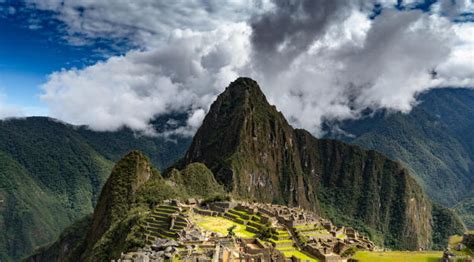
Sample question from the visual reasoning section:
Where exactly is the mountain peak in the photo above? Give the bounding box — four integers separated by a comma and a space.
219, 77, 269, 109
227, 77, 262, 93
183, 77, 290, 190
85, 150, 154, 248
182, 77, 437, 249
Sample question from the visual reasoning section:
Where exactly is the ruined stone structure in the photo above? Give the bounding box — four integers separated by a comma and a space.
117, 200, 375, 261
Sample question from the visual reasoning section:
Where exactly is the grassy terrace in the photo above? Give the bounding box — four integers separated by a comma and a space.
277, 247, 319, 262
352, 251, 442, 262
192, 210, 319, 261
191, 214, 256, 238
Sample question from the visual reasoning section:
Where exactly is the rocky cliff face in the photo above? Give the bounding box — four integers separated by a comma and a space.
184, 77, 312, 207
183, 77, 436, 249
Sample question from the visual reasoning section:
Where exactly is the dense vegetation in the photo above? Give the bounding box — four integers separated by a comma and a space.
77, 113, 191, 170
455, 197, 474, 229
324, 89, 474, 228
0, 117, 190, 261
431, 204, 465, 250
29, 150, 225, 261
28, 215, 92, 261
0, 118, 112, 261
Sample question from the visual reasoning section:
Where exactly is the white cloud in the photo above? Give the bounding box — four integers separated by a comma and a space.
436, 22, 474, 87
41, 23, 251, 135
250, 7, 470, 136
26, 0, 271, 47
37, 0, 474, 137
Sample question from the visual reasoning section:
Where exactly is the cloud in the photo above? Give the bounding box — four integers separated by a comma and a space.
26, 0, 271, 47
434, 0, 474, 18
436, 22, 474, 87
249, 0, 351, 73
37, 0, 474, 137
247, 2, 471, 135
41, 23, 251, 135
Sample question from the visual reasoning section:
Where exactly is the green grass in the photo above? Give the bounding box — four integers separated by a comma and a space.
277, 247, 319, 262
231, 209, 251, 217
448, 234, 474, 257
191, 214, 256, 238
352, 251, 442, 262
271, 239, 293, 244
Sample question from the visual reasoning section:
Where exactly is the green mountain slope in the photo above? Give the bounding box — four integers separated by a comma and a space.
0, 151, 71, 261
77, 113, 191, 170
29, 151, 225, 262
0, 118, 113, 261
454, 197, 474, 229
182, 77, 462, 249
325, 88, 474, 227
0, 117, 190, 261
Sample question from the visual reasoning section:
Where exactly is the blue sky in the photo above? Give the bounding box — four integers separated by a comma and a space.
0, 1, 127, 114
0, 0, 472, 136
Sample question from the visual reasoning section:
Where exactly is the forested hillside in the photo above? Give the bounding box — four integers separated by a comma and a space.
0, 117, 190, 261
325, 88, 474, 228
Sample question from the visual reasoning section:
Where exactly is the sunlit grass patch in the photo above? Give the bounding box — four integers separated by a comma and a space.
448, 234, 474, 257
277, 247, 319, 262
191, 214, 256, 238
352, 251, 442, 262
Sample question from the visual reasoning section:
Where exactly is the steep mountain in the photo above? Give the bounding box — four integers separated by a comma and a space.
29, 151, 225, 262
0, 117, 190, 261
86, 151, 154, 249
0, 118, 112, 261
324, 88, 474, 227
182, 77, 463, 249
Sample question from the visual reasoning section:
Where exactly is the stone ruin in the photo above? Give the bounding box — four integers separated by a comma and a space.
116, 199, 376, 262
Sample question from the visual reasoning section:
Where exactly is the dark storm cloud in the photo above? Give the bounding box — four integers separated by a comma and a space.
250, 0, 350, 72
